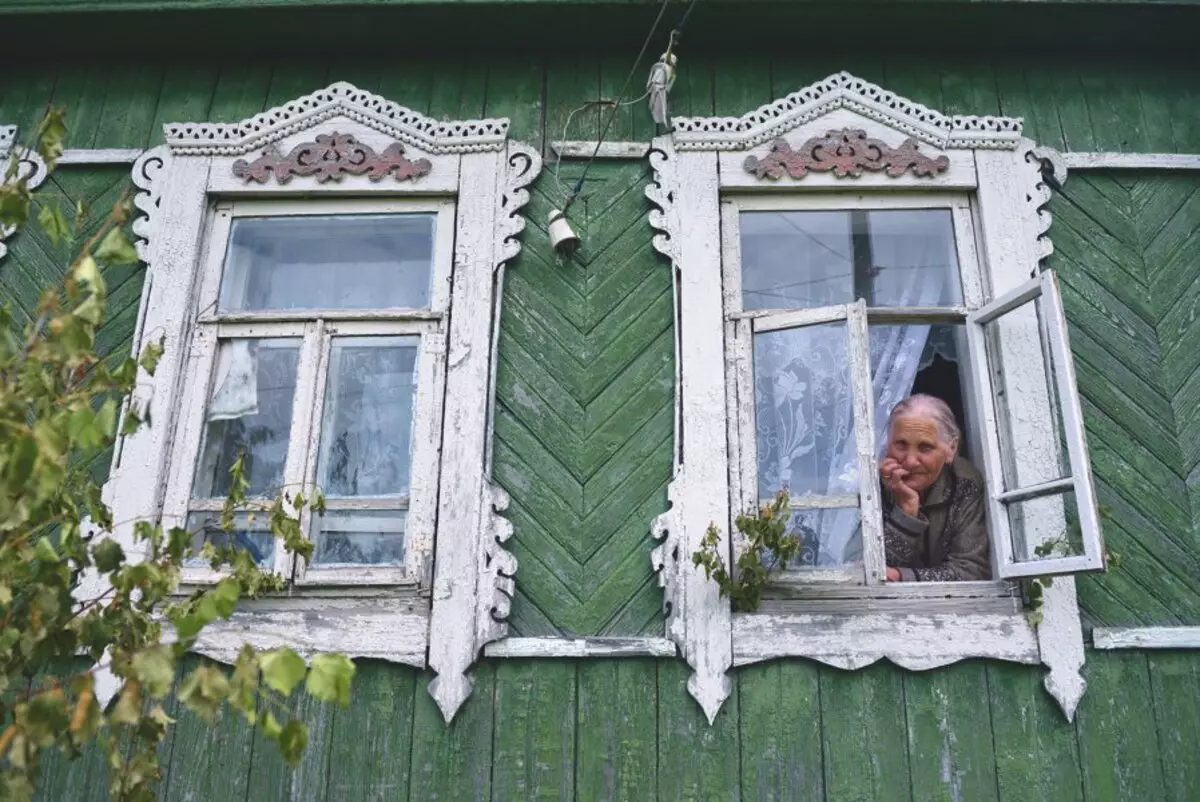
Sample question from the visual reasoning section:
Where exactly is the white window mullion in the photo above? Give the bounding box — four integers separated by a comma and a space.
404, 322, 448, 581
953, 204, 985, 310
846, 299, 885, 585
1038, 270, 1103, 564
279, 320, 326, 580
162, 326, 219, 530
429, 200, 457, 315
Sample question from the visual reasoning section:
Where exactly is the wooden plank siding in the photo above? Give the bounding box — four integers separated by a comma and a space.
1, 52, 1198, 799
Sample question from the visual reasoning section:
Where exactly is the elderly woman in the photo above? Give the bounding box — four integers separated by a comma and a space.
880, 394, 991, 582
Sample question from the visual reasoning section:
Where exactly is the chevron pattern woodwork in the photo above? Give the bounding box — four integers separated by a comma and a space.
493, 161, 672, 636
1, 167, 143, 484
1050, 173, 1200, 627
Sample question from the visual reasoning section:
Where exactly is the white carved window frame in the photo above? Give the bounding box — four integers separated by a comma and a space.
646, 71, 1093, 724
98, 83, 540, 723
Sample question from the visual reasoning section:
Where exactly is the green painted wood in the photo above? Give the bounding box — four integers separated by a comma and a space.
408, 666, 495, 802
244, 683, 335, 802
491, 660, 576, 801
737, 660, 824, 802
902, 662, 999, 802
495, 155, 671, 637
1050, 173, 1200, 626
324, 661, 417, 801
986, 661, 1084, 802
158, 656, 257, 802
1076, 652, 1168, 801
33, 658, 108, 802
575, 660, 657, 802
657, 659, 741, 802
1147, 652, 1200, 802
5, 46, 1200, 802
819, 662, 911, 802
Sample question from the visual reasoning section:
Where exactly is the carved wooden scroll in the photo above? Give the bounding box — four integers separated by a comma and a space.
744, 128, 950, 181
233, 132, 432, 184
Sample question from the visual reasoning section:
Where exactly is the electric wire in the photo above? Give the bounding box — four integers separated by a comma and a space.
560, 0, 676, 214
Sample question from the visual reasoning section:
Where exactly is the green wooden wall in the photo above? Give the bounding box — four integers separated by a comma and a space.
2, 49, 1199, 800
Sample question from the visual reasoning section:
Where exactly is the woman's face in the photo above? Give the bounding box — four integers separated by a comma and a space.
886, 415, 956, 494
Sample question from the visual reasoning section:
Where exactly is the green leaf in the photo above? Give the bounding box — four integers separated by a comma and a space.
139, 338, 164, 376
6, 435, 38, 485
95, 227, 139, 265
257, 710, 282, 740
132, 645, 176, 698
73, 254, 105, 296
36, 107, 68, 169
91, 538, 125, 573
34, 537, 59, 565
37, 203, 71, 246
305, 653, 354, 707
277, 720, 308, 766
211, 578, 240, 618
260, 648, 306, 696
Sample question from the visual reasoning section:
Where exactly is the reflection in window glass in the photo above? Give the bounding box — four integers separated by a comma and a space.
193, 339, 300, 499
786, 507, 862, 569
316, 336, 419, 498
740, 209, 963, 310
185, 511, 275, 568
219, 214, 435, 312
311, 511, 406, 566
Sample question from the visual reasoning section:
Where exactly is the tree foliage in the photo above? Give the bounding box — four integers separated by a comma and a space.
0, 110, 354, 801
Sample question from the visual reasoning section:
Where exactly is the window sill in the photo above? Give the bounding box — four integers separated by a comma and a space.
185, 593, 430, 668
760, 578, 1023, 615
732, 608, 1039, 670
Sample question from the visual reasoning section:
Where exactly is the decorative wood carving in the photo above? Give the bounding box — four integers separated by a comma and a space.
649, 71, 1090, 723
672, 71, 1022, 152
744, 129, 950, 181
0, 128, 49, 263
163, 81, 507, 156
110, 85, 537, 726
426, 142, 540, 724
0, 125, 15, 157
646, 136, 734, 726
132, 146, 168, 263
232, 133, 432, 185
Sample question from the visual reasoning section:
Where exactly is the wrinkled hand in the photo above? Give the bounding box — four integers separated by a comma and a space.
880, 457, 920, 518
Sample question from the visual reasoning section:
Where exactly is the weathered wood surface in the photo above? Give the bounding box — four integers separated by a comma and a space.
4, 51, 1200, 802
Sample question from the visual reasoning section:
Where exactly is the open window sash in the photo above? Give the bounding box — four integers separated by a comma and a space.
966, 269, 1105, 579
750, 299, 886, 585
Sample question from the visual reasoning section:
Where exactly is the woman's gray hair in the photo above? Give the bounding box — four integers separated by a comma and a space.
887, 394, 961, 445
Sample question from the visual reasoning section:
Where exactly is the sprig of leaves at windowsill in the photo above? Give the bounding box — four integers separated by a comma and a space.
691, 490, 797, 613
1022, 506, 1121, 627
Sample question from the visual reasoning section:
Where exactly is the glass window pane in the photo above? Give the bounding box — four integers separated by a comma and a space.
219, 214, 435, 312
786, 507, 862, 569
311, 510, 406, 566
185, 511, 275, 568
740, 209, 963, 311
316, 336, 419, 498
1007, 490, 1080, 565
982, 295, 1070, 491
754, 322, 857, 499
741, 211, 853, 309
193, 339, 300, 499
